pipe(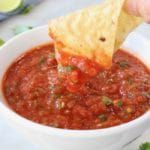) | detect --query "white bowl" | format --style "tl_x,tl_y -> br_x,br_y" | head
0,25 -> 149,150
